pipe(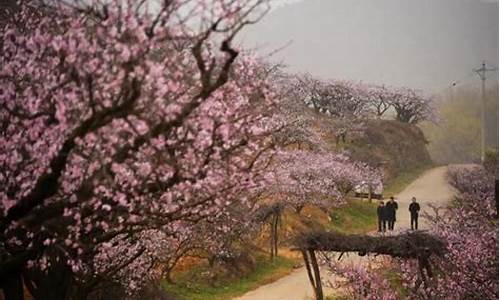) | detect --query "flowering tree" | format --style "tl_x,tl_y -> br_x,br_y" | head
391,87 -> 434,124
287,73 -> 435,124
274,96 -> 328,150
360,84 -> 395,118
273,150 -> 379,214
293,74 -> 368,118
323,256 -> 398,300
0,0 -> 277,298
86,201 -> 259,296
